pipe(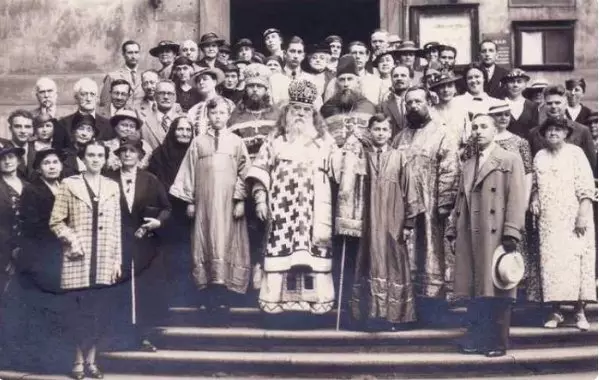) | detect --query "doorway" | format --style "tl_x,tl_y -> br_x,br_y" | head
230,0 -> 379,53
